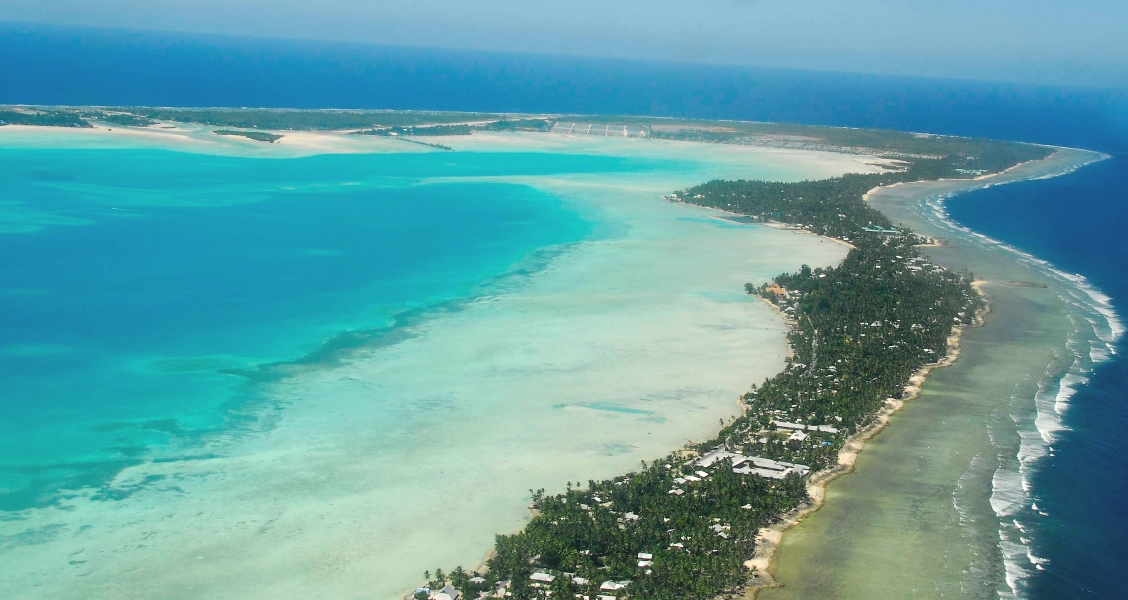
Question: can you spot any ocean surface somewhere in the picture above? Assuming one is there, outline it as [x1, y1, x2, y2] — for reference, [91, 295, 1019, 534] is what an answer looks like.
[944, 158, 1128, 599]
[2, 22, 1127, 600]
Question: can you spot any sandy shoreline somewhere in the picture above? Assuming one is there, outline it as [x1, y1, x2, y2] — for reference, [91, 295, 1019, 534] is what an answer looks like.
[742, 278, 990, 597]
[741, 148, 1106, 598]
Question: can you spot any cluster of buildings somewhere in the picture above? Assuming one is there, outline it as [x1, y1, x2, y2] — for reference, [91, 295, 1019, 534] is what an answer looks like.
[413, 584, 464, 600]
[522, 569, 637, 600]
[418, 426, 835, 600]
[691, 447, 811, 482]
[770, 420, 839, 443]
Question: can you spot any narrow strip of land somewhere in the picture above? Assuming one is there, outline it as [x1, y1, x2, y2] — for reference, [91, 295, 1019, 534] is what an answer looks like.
[411, 128, 1049, 600]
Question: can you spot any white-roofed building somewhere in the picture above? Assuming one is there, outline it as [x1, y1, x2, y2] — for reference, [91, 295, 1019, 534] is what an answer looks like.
[433, 585, 462, 600]
[695, 448, 736, 468]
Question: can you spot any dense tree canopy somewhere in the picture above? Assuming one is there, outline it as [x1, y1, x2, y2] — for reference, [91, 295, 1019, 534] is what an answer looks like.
[0, 109, 91, 127]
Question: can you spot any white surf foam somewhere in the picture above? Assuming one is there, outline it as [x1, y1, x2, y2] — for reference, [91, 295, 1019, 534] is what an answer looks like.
[915, 171, 1120, 600]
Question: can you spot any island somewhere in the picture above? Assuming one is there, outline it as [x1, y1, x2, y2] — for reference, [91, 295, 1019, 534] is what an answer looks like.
[0, 105, 1060, 599]
[0, 108, 92, 128]
[214, 129, 284, 143]
[405, 129, 1049, 600]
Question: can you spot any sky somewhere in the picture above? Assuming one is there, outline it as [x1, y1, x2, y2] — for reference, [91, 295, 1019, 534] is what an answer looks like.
[1, 0, 1127, 87]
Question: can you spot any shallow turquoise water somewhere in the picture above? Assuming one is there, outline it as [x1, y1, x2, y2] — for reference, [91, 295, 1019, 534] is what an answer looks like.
[0, 147, 674, 509]
[0, 134, 874, 599]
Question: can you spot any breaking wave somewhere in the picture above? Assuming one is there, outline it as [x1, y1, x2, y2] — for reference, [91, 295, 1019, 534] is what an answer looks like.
[918, 173, 1120, 598]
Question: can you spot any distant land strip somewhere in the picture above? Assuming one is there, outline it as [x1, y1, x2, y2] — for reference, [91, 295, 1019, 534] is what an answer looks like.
[213, 129, 283, 143]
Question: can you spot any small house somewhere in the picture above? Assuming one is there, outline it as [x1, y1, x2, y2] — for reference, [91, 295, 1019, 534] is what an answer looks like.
[433, 585, 462, 600]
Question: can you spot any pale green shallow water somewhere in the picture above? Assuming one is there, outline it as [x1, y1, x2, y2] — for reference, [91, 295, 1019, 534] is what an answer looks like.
[0, 127, 884, 600]
[761, 149, 1109, 600]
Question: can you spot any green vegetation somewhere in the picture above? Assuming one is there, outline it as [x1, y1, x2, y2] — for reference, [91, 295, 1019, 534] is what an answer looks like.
[669, 135, 1049, 241]
[120, 108, 500, 130]
[418, 135, 1042, 600]
[357, 124, 475, 136]
[673, 174, 895, 240]
[0, 109, 91, 128]
[480, 118, 552, 132]
[648, 122, 1048, 174]
[214, 129, 284, 143]
[0, 106, 518, 132]
[356, 118, 550, 137]
[427, 238, 979, 600]
[97, 113, 157, 127]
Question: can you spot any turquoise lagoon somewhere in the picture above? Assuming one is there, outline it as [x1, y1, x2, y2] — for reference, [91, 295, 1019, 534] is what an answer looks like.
[0, 130, 877, 599]
[0, 147, 604, 503]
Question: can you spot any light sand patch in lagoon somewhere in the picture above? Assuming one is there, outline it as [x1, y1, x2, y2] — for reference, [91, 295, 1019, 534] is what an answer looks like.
[0, 131, 883, 599]
[758, 147, 1113, 599]
[0, 122, 416, 156]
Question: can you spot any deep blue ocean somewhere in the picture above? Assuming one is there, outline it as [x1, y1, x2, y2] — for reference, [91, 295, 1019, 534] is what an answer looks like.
[2, 22, 1126, 599]
[945, 161, 1128, 599]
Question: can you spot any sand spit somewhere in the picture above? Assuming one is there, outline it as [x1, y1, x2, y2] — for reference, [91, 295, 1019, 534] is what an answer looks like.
[0, 122, 413, 156]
